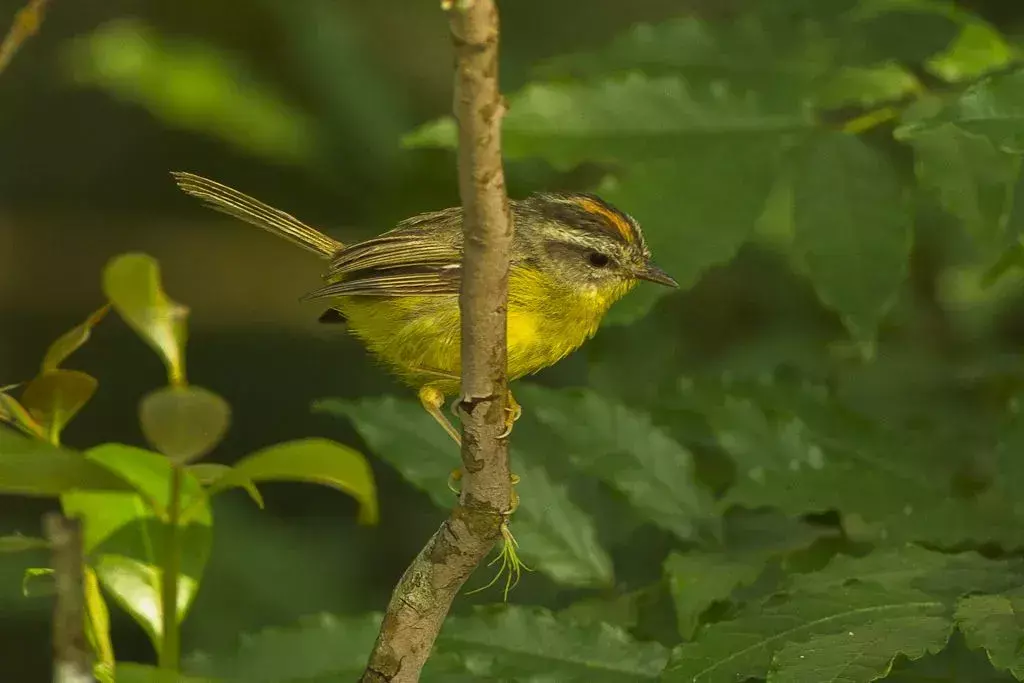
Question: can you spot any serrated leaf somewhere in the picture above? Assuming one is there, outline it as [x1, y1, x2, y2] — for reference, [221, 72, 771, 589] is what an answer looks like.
[686, 377, 1024, 548]
[20, 369, 99, 440]
[405, 74, 812, 170]
[41, 304, 110, 372]
[884, 632, 1018, 682]
[666, 509, 832, 639]
[184, 612, 384, 683]
[769, 614, 951, 683]
[188, 463, 263, 508]
[897, 68, 1024, 153]
[598, 138, 781, 324]
[62, 444, 212, 654]
[139, 385, 231, 464]
[0, 424, 134, 497]
[437, 605, 669, 681]
[315, 396, 613, 588]
[663, 582, 948, 683]
[956, 590, 1024, 678]
[905, 123, 1018, 248]
[517, 385, 716, 541]
[102, 253, 189, 386]
[206, 438, 377, 524]
[792, 132, 911, 344]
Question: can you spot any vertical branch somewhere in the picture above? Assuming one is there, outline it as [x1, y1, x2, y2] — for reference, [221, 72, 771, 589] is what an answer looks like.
[45, 512, 95, 683]
[360, 1, 511, 682]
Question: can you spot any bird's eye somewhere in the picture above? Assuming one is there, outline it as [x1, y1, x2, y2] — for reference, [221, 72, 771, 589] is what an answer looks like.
[588, 252, 610, 268]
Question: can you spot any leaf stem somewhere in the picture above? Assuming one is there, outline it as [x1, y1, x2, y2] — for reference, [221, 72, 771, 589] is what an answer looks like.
[158, 465, 182, 670]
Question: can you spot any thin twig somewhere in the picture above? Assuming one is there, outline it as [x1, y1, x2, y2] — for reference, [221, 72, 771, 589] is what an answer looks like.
[45, 512, 95, 683]
[0, 0, 50, 77]
[359, 0, 512, 681]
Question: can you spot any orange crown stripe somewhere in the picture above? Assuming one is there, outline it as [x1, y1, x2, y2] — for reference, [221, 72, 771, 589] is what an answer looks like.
[575, 197, 636, 244]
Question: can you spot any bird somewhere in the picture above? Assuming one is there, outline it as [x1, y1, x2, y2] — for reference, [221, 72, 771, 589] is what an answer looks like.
[170, 172, 678, 444]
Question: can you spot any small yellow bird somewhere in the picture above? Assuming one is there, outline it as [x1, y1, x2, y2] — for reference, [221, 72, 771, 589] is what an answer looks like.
[171, 172, 677, 443]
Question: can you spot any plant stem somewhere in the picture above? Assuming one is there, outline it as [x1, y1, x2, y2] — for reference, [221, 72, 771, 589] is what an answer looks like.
[159, 465, 182, 670]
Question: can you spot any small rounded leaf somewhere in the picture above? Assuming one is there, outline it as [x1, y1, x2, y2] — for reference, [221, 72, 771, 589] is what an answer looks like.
[102, 254, 189, 386]
[20, 370, 99, 439]
[139, 386, 231, 464]
[41, 305, 110, 373]
[0, 391, 46, 439]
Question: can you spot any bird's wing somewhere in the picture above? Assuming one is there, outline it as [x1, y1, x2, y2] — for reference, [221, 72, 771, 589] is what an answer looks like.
[308, 214, 464, 299]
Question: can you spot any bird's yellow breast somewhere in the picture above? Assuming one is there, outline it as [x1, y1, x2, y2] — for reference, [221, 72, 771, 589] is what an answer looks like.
[335, 266, 633, 393]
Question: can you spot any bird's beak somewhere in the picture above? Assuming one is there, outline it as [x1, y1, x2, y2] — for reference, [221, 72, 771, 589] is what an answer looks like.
[636, 261, 679, 288]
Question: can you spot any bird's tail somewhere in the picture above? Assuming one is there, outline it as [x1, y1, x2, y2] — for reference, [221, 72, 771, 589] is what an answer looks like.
[171, 172, 342, 258]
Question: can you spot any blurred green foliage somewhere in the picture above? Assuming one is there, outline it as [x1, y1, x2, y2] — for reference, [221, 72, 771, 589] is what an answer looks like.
[9, 0, 1024, 681]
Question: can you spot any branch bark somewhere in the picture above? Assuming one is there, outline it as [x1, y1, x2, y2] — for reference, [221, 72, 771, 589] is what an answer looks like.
[45, 512, 95, 683]
[359, 1, 512, 682]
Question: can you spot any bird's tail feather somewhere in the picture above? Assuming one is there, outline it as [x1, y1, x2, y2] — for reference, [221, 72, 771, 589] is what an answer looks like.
[171, 171, 342, 258]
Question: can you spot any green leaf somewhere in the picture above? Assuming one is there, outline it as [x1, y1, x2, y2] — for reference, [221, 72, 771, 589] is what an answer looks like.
[956, 589, 1024, 679]
[791, 132, 911, 344]
[897, 68, 1024, 153]
[183, 612, 384, 683]
[41, 304, 110, 372]
[405, 74, 812, 169]
[102, 253, 189, 386]
[115, 663, 219, 683]
[665, 509, 833, 639]
[0, 534, 48, 553]
[66, 19, 315, 165]
[905, 123, 1018, 248]
[769, 614, 951, 682]
[139, 386, 231, 464]
[20, 369, 99, 440]
[22, 567, 54, 597]
[927, 20, 1016, 83]
[315, 396, 614, 587]
[663, 581, 948, 682]
[207, 438, 377, 525]
[686, 378, 1024, 548]
[598, 137, 781, 324]
[0, 391, 47, 439]
[436, 605, 669, 681]
[0, 425, 134, 497]
[84, 566, 115, 675]
[518, 385, 716, 541]
[188, 463, 263, 508]
[884, 633, 1018, 682]
[62, 444, 212, 654]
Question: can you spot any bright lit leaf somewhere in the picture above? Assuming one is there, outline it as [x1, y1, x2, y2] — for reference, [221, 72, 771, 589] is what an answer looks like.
[62, 444, 212, 654]
[22, 567, 54, 597]
[0, 425, 133, 497]
[188, 463, 263, 508]
[20, 369, 99, 442]
[41, 304, 110, 373]
[84, 566, 115, 675]
[0, 391, 46, 439]
[792, 132, 912, 345]
[206, 438, 377, 524]
[139, 385, 231, 464]
[102, 253, 189, 386]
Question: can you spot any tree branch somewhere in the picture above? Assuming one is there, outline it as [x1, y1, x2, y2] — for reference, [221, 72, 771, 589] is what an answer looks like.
[45, 512, 94, 683]
[359, 1, 512, 681]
